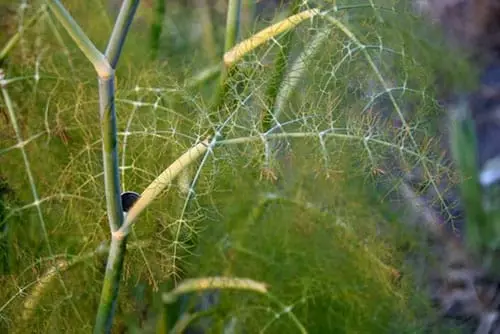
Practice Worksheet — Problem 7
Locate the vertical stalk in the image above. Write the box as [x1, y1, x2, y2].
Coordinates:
[45, 0, 138, 332]
[94, 74, 126, 334]
[150, 0, 166, 60]
[224, 0, 241, 53]
[98, 76, 123, 233]
[93, 234, 127, 333]
[449, 99, 485, 254]
[94, 1, 140, 332]
[49, 0, 140, 331]
[210, 0, 242, 118]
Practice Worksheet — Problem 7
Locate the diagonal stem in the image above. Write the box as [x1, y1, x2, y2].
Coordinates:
[105, 0, 140, 68]
[45, 0, 112, 77]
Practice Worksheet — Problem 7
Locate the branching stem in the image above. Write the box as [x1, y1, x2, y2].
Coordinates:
[45, 0, 112, 77]
[45, 0, 140, 332]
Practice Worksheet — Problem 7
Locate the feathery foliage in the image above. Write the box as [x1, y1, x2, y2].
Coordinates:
[0, 0, 481, 332]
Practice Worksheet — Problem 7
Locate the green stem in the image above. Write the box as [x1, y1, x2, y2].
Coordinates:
[150, 0, 166, 60]
[42, 0, 139, 332]
[93, 74, 125, 334]
[93, 235, 128, 334]
[224, 0, 241, 53]
[449, 99, 485, 253]
[94, 1, 139, 332]
[98, 76, 123, 233]
[210, 0, 242, 121]
[45, 0, 112, 77]
[105, 0, 140, 68]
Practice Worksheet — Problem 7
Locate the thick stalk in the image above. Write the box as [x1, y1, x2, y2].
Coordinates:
[224, 0, 241, 53]
[94, 1, 140, 332]
[94, 74, 125, 334]
[93, 235, 127, 334]
[44, 0, 139, 332]
[98, 76, 123, 233]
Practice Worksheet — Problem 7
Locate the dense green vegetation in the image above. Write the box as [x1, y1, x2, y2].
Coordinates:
[0, 0, 481, 333]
